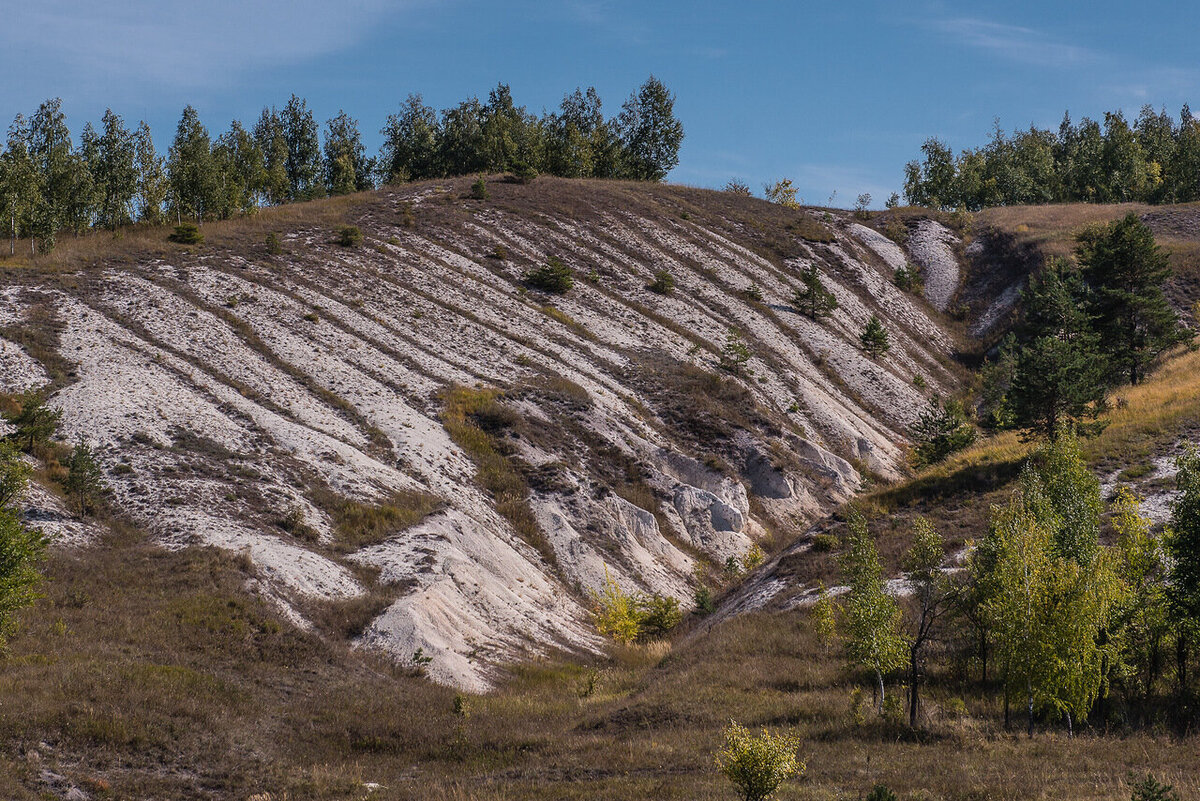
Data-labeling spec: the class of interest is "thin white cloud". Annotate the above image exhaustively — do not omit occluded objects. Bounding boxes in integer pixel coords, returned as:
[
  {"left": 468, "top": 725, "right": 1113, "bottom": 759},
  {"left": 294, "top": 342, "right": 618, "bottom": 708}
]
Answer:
[
  {"left": 932, "top": 18, "right": 1097, "bottom": 68},
  {"left": 0, "top": 0, "right": 413, "bottom": 93}
]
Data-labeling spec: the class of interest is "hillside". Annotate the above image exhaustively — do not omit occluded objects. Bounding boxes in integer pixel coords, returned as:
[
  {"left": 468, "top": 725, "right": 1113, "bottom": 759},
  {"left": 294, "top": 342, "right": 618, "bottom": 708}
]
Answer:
[
  {"left": 0, "top": 177, "right": 974, "bottom": 691},
  {"left": 7, "top": 188, "right": 1200, "bottom": 799}
]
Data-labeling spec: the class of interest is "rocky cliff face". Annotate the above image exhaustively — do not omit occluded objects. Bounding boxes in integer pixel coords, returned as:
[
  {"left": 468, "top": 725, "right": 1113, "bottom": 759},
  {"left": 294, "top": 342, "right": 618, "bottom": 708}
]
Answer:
[{"left": 0, "top": 178, "right": 968, "bottom": 688}]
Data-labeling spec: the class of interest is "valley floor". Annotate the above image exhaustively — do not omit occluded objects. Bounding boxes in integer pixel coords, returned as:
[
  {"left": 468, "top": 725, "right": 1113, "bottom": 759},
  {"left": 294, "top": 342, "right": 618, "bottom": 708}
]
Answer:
[{"left": 2, "top": 523, "right": 1198, "bottom": 801}]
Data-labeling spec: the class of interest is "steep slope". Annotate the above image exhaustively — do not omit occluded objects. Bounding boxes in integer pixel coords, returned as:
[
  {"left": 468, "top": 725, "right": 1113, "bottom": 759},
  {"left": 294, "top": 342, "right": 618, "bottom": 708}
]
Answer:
[{"left": 1, "top": 178, "right": 969, "bottom": 688}]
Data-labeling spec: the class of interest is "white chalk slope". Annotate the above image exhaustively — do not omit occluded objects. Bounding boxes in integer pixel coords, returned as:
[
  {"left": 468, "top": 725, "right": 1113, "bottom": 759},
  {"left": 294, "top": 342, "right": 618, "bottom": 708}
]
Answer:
[{"left": 0, "top": 181, "right": 966, "bottom": 688}]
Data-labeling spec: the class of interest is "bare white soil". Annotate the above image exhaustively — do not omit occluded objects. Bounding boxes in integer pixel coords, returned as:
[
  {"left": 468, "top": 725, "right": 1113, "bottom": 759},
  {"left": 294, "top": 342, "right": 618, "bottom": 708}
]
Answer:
[{"left": 0, "top": 188, "right": 972, "bottom": 688}]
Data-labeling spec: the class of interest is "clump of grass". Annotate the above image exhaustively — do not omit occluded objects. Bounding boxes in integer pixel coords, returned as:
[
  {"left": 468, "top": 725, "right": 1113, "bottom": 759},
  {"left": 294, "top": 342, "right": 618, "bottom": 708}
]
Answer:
[
  {"left": 321, "top": 491, "right": 444, "bottom": 552},
  {"left": 440, "top": 386, "right": 555, "bottom": 566},
  {"left": 539, "top": 305, "right": 591, "bottom": 339}
]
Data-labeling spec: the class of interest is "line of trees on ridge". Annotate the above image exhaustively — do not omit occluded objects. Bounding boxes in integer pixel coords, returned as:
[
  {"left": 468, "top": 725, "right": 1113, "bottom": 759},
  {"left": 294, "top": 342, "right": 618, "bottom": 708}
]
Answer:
[
  {"left": 0, "top": 77, "right": 684, "bottom": 254},
  {"left": 904, "top": 105, "right": 1200, "bottom": 209}
]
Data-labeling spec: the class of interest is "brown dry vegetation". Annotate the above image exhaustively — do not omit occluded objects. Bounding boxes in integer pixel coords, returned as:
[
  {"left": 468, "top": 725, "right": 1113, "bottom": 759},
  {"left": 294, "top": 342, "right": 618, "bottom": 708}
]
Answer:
[{"left": 3, "top": 530, "right": 1197, "bottom": 800}]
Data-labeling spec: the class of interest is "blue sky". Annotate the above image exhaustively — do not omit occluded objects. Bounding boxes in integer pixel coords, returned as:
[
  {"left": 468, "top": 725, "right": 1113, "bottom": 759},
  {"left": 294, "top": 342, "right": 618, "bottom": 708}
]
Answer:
[{"left": 2, "top": 1, "right": 1198, "bottom": 207}]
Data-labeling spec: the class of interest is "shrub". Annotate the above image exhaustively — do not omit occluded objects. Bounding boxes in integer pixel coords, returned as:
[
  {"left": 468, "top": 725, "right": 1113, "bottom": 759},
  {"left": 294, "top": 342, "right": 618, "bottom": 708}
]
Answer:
[
  {"left": 853, "top": 193, "right": 872, "bottom": 220},
  {"left": 741, "top": 544, "right": 765, "bottom": 572},
  {"left": 470, "top": 176, "right": 489, "bottom": 200},
  {"left": 489, "top": 244, "right": 508, "bottom": 260},
  {"left": 883, "top": 218, "right": 909, "bottom": 245},
  {"left": 1130, "top": 775, "right": 1179, "bottom": 801},
  {"left": 400, "top": 201, "right": 416, "bottom": 227},
  {"left": 637, "top": 594, "right": 682, "bottom": 640},
  {"left": 693, "top": 584, "right": 715, "bottom": 615},
  {"left": 265, "top": 231, "right": 283, "bottom": 255},
  {"left": 336, "top": 225, "right": 363, "bottom": 247},
  {"left": 715, "top": 721, "right": 803, "bottom": 801},
  {"left": 168, "top": 223, "right": 203, "bottom": 244},
  {"left": 524, "top": 257, "right": 574, "bottom": 293},
  {"left": 647, "top": 269, "right": 675, "bottom": 295},
  {"left": 893, "top": 263, "right": 923, "bottom": 294},
  {"left": 724, "top": 179, "right": 752, "bottom": 196},
  {"left": 811, "top": 533, "right": 839, "bottom": 553},
  {"left": 865, "top": 785, "right": 898, "bottom": 801},
  {"left": 764, "top": 178, "right": 800, "bottom": 209},
  {"left": 511, "top": 162, "right": 538, "bottom": 184},
  {"left": 590, "top": 570, "right": 641, "bottom": 645},
  {"left": 743, "top": 283, "right": 764, "bottom": 302}
]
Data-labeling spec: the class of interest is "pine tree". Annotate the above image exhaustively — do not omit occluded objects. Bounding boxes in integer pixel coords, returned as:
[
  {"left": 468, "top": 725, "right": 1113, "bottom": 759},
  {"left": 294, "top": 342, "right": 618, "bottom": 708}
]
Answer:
[
  {"left": 860, "top": 315, "right": 890, "bottom": 359},
  {"left": 64, "top": 435, "right": 104, "bottom": 518},
  {"left": 0, "top": 438, "right": 46, "bottom": 648},
  {"left": 1077, "top": 213, "right": 1189, "bottom": 385},
  {"left": 1007, "top": 259, "right": 1108, "bottom": 439},
  {"left": 909, "top": 396, "right": 976, "bottom": 467},
  {"left": 617, "top": 76, "right": 684, "bottom": 182},
  {"left": 719, "top": 328, "right": 751, "bottom": 375},
  {"left": 793, "top": 265, "right": 838, "bottom": 319}
]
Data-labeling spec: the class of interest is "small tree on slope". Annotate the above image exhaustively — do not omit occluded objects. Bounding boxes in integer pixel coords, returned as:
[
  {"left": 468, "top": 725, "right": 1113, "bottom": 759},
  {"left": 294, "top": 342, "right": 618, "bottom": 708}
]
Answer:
[
  {"left": 840, "top": 510, "right": 908, "bottom": 713},
  {"left": 860, "top": 314, "right": 890, "bottom": 359}
]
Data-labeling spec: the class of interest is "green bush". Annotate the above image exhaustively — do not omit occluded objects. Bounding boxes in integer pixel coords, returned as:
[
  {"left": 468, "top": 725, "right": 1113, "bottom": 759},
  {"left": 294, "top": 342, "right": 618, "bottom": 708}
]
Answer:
[
  {"left": 336, "top": 225, "right": 363, "bottom": 247},
  {"left": 893, "top": 263, "right": 923, "bottom": 294},
  {"left": 524, "top": 257, "right": 574, "bottom": 293},
  {"left": 693, "top": 584, "right": 715, "bottom": 615},
  {"left": 511, "top": 162, "right": 538, "bottom": 184},
  {"left": 1130, "top": 775, "right": 1180, "bottom": 801},
  {"left": 168, "top": 223, "right": 203, "bottom": 245},
  {"left": 715, "top": 721, "right": 803, "bottom": 801},
  {"left": 743, "top": 283, "right": 764, "bottom": 302},
  {"left": 637, "top": 594, "right": 682, "bottom": 640},
  {"left": 470, "top": 176, "right": 489, "bottom": 200},
  {"left": 741, "top": 544, "right": 765, "bottom": 571},
  {"left": 864, "top": 785, "right": 898, "bottom": 801},
  {"left": 812, "top": 533, "right": 839, "bottom": 553},
  {"left": 647, "top": 269, "right": 675, "bottom": 295},
  {"left": 265, "top": 231, "right": 283, "bottom": 255}
]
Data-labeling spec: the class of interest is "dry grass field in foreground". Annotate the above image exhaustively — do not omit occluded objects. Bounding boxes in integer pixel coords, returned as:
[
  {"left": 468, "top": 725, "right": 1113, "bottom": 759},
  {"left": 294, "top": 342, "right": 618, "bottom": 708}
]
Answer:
[{"left": 1, "top": 516, "right": 1198, "bottom": 801}]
